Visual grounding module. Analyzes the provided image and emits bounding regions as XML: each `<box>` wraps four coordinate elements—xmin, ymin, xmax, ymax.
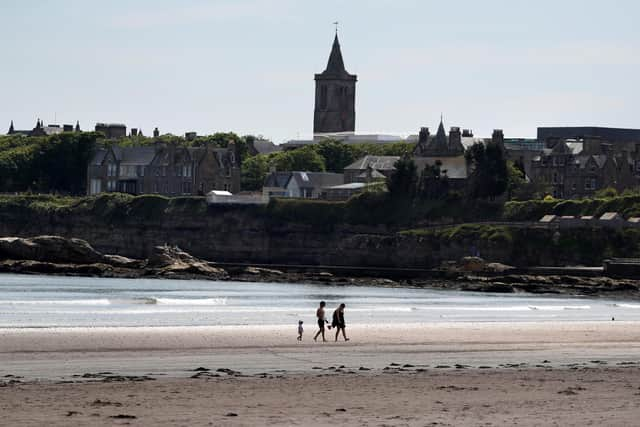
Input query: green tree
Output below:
<box><xmin>315</xmin><ymin>140</ymin><xmax>357</xmax><ymax>173</ymax></box>
<box><xmin>418</xmin><ymin>160</ymin><xmax>449</xmax><ymax>199</ymax></box>
<box><xmin>387</xmin><ymin>157</ymin><xmax>418</xmax><ymax>199</ymax></box>
<box><xmin>465</xmin><ymin>142</ymin><xmax>508</xmax><ymax>199</ymax></box>
<box><xmin>241</xmin><ymin>155</ymin><xmax>270</xmax><ymax>191</ymax></box>
<box><xmin>273</xmin><ymin>146</ymin><xmax>325</xmax><ymax>172</ymax></box>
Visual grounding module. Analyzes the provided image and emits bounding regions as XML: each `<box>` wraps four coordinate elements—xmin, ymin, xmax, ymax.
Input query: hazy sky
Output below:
<box><xmin>1</xmin><ymin>0</ymin><xmax>639</xmax><ymax>143</ymax></box>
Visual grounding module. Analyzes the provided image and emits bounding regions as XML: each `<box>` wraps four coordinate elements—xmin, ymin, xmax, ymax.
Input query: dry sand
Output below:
<box><xmin>1</xmin><ymin>322</ymin><xmax>640</xmax><ymax>426</ymax></box>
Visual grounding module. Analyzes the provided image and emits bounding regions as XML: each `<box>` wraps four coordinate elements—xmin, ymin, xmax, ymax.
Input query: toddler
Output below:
<box><xmin>297</xmin><ymin>320</ymin><xmax>304</xmax><ymax>341</ymax></box>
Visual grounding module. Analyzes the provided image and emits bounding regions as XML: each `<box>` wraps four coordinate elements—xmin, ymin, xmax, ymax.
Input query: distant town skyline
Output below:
<box><xmin>2</xmin><ymin>0</ymin><xmax>640</xmax><ymax>143</ymax></box>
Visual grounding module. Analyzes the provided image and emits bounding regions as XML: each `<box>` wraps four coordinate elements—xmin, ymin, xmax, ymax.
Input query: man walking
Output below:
<box><xmin>313</xmin><ymin>301</ymin><xmax>330</xmax><ymax>342</ymax></box>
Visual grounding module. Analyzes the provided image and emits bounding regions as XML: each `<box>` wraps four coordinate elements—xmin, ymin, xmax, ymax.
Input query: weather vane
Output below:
<box><xmin>333</xmin><ymin>21</ymin><xmax>339</xmax><ymax>34</ymax></box>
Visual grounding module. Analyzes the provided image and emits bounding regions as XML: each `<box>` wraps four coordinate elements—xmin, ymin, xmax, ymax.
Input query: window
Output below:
<box><xmin>320</xmin><ymin>85</ymin><xmax>328</xmax><ymax>109</ymax></box>
<box><xmin>137</xmin><ymin>165</ymin><xmax>144</xmax><ymax>177</ymax></box>
<box><xmin>585</xmin><ymin>178</ymin><xmax>596</xmax><ymax>190</ymax></box>
<box><xmin>558</xmin><ymin>157</ymin><xmax>565</xmax><ymax>166</ymax></box>
<box><xmin>223</xmin><ymin>183</ymin><xmax>230</xmax><ymax>192</ymax></box>
<box><xmin>107</xmin><ymin>162</ymin><xmax>118</xmax><ymax>177</ymax></box>
<box><xmin>90</xmin><ymin>179</ymin><xmax>102</xmax><ymax>195</ymax></box>
<box><xmin>182</xmin><ymin>165</ymin><xmax>192</xmax><ymax>177</ymax></box>
<box><xmin>107</xmin><ymin>180</ymin><xmax>117</xmax><ymax>192</ymax></box>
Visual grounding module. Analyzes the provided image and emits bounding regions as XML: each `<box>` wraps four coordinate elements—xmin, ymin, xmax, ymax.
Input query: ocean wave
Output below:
<box><xmin>153</xmin><ymin>297</ymin><xmax>227</xmax><ymax>306</ymax></box>
<box><xmin>0</xmin><ymin>299</ymin><xmax>111</xmax><ymax>306</ymax></box>
<box><xmin>613</xmin><ymin>303</ymin><xmax>640</xmax><ymax>309</ymax></box>
<box><xmin>528</xmin><ymin>305</ymin><xmax>591</xmax><ymax>311</ymax></box>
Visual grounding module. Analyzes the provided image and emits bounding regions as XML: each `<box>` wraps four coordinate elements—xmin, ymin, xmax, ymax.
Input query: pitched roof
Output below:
<box><xmin>345</xmin><ymin>155</ymin><xmax>400</xmax><ymax>171</ymax></box>
<box><xmin>251</xmin><ymin>139</ymin><xmax>281</xmax><ymax>154</ymax></box>
<box><xmin>264</xmin><ymin>172</ymin><xmax>292</xmax><ymax>188</ymax></box>
<box><xmin>90</xmin><ymin>148</ymin><xmax>108</xmax><ymax>166</ymax></box>
<box><xmin>112</xmin><ymin>146</ymin><xmax>157</xmax><ymax>165</ymax></box>
<box><xmin>287</xmin><ymin>171</ymin><xmax>344</xmax><ymax>189</ymax></box>
<box><xmin>356</xmin><ymin>169</ymin><xmax>386</xmax><ymax>179</ymax></box>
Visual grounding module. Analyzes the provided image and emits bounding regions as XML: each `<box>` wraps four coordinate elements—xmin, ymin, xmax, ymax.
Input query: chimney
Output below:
<box><xmin>449</xmin><ymin>127</ymin><xmax>462</xmax><ymax>149</ymax></box>
<box><xmin>462</xmin><ymin>129</ymin><xmax>473</xmax><ymax>137</ymax></box>
<box><xmin>418</xmin><ymin>127</ymin><xmax>430</xmax><ymax>145</ymax></box>
<box><xmin>131</xmin><ymin>128</ymin><xmax>138</xmax><ymax>137</ymax></box>
<box><xmin>492</xmin><ymin>129</ymin><xmax>505</xmax><ymax>146</ymax></box>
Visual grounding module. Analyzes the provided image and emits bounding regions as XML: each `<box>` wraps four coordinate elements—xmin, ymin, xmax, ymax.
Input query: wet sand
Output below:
<box><xmin>1</xmin><ymin>322</ymin><xmax>640</xmax><ymax>426</ymax></box>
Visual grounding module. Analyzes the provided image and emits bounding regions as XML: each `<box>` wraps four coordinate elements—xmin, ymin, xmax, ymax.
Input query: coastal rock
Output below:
<box><xmin>460</xmin><ymin>257</ymin><xmax>486</xmax><ymax>272</ymax></box>
<box><xmin>0</xmin><ymin>236</ymin><xmax>104</xmax><ymax>264</ymax></box>
<box><xmin>243</xmin><ymin>266</ymin><xmax>284</xmax><ymax>276</ymax></box>
<box><xmin>148</xmin><ymin>245</ymin><xmax>227</xmax><ymax>278</ymax></box>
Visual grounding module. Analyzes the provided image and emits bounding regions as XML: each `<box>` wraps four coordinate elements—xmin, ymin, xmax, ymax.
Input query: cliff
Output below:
<box><xmin>0</xmin><ymin>194</ymin><xmax>639</xmax><ymax>269</ymax></box>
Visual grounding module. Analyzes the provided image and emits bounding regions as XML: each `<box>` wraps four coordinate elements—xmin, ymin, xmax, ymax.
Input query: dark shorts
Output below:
<box><xmin>318</xmin><ymin>318</ymin><xmax>324</xmax><ymax>329</ymax></box>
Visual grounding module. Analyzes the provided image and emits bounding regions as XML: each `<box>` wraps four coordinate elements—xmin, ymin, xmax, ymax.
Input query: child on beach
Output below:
<box><xmin>297</xmin><ymin>320</ymin><xmax>304</xmax><ymax>341</ymax></box>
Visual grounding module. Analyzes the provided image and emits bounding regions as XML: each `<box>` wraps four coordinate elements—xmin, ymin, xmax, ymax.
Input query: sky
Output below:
<box><xmin>1</xmin><ymin>0</ymin><xmax>639</xmax><ymax>143</ymax></box>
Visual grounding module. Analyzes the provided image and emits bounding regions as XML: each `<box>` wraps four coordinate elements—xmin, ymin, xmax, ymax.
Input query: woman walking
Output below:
<box><xmin>332</xmin><ymin>303</ymin><xmax>349</xmax><ymax>342</ymax></box>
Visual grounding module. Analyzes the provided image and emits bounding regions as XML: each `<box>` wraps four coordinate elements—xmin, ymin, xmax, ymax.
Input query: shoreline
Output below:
<box><xmin>2</xmin><ymin>321</ymin><xmax>640</xmax><ymax>426</ymax></box>
<box><xmin>2</xmin><ymin>265</ymin><xmax>640</xmax><ymax>299</ymax></box>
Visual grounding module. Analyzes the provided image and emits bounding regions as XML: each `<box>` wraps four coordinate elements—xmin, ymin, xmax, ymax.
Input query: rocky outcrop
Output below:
<box><xmin>148</xmin><ymin>245</ymin><xmax>227</xmax><ymax>279</ymax></box>
<box><xmin>0</xmin><ymin>236</ymin><xmax>105</xmax><ymax>264</ymax></box>
<box><xmin>0</xmin><ymin>236</ymin><xmax>227</xmax><ymax>280</ymax></box>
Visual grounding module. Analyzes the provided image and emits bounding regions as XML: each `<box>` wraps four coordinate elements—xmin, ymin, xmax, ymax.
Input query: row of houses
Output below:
<box><xmin>87</xmin><ymin>143</ymin><xmax>241</xmax><ymax>196</ymax></box>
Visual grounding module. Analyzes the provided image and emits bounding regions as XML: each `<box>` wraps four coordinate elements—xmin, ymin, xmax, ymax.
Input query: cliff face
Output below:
<box><xmin>0</xmin><ymin>196</ymin><xmax>638</xmax><ymax>268</ymax></box>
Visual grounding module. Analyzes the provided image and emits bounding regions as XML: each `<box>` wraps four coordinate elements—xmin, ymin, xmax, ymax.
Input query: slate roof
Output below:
<box><xmin>287</xmin><ymin>172</ymin><xmax>344</xmax><ymax>189</ymax></box>
<box><xmin>345</xmin><ymin>155</ymin><xmax>400</xmax><ymax>171</ymax></box>
<box><xmin>317</xmin><ymin>34</ymin><xmax>356</xmax><ymax>80</ymax></box>
<box><xmin>356</xmin><ymin>169</ymin><xmax>386</xmax><ymax>180</ymax></box>
<box><xmin>90</xmin><ymin>148</ymin><xmax>108</xmax><ymax>166</ymax></box>
<box><xmin>251</xmin><ymin>139</ymin><xmax>281</xmax><ymax>155</ymax></box>
<box><xmin>112</xmin><ymin>146</ymin><xmax>157</xmax><ymax>165</ymax></box>
<box><xmin>264</xmin><ymin>172</ymin><xmax>292</xmax><ymax>188</ymax></box>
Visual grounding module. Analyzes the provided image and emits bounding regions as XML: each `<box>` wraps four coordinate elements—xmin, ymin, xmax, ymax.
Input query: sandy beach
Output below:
<box><xmin>2</xmin><ymin>322</ymin><xmax>640</xmax><ymax>425</ymax></box>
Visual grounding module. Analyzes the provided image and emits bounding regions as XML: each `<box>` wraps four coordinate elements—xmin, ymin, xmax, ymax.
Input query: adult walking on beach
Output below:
<box><xmin>313</xmin><ymin>301</ymin><xmax>330</xmax><ymax>342</ymax></box>
<box><xmin>332</xmin><ymin>303</ymin><xmax>349</xmax><ymax>342</ymax></box>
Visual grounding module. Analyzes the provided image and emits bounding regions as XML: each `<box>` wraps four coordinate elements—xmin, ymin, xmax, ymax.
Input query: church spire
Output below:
<box><xmin>75</xmin><ymin>120</ymin><xmax>81</xmax><ymax>132</ymax></box>
<box><xmin>323</xmin><ymin>34</ymin><xmax>348</xmax><ymax>76</ymax></box>
<box><xmin>8</xmin><ymin>120</ymin><xmax>14</xmax><ymax>134</ymax></box>
<box><xmin>435</xmin><ymin>116</ymin><xmax>447</xmax><ymax>149</ymax></box>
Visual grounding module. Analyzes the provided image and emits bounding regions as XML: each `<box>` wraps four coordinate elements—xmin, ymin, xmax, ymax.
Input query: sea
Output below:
<box><xmin>1</xmin><ymin>273</ymin><xmax>639</xmax><ymax>328</ymax></box>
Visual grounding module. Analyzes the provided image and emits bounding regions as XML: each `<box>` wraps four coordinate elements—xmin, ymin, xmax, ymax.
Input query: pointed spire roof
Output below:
<box><xmin>435</xmin><ymin>117</ymin><xmax>447</xmax><ymax>148</ymax></box>
<box><xmin>75</xmin><ymin>120</ymin><xmax>81</xmax><ymax>132</ymax></box>
<box><xmin>317</xmin><ymin>34</ymin><xmax>356</xmax><ymax>80</ymax></box>
<box><xmin>326</xmin><ymin>34</ymin><xmax>346</xmax><ymax>73</ymax></box>
<box><xmin>8</xmin><ymin>120</ymin><xmax>14</xmax><ymax>134</ymax></box>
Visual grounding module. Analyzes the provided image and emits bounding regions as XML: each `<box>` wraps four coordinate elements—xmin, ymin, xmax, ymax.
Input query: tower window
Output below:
<box><xmin>320</xmin><ymin>85</ymin><xmax>328</xmax><ymax>110</ymax></box>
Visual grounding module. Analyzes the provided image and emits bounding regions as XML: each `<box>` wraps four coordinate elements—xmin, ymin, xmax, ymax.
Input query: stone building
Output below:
<box><xmin>529</xmin><ymin>137</ymin><xmax>638</xmax><ymax>198</ymax></box>
<box><xmin>95</xmin><ymin>123</ymin><xmax>127</xmax><ymax>139</ymax></box>
<box><xmin>411</xmin><ymin>119</ymin><xmax>505</xmax><ymax>185</ymax></box>
<box><xmin>7</xmin><ymin>119</ymin><xmax>81</xmax><ymax>136</ymax></box>
<box><xmin>87</xmin><ymin>143</ymin><xmax>240</xmax><ymax>196</ymax></box>
<box><xmin>344</xmin><ymin>156</ymin><xmax>400</xmax><ymax>184</ymax></box>
<box><xmin>313</xmin><ymin>34</ymin><xmax>357</xmax><ymax>135</ymax></box>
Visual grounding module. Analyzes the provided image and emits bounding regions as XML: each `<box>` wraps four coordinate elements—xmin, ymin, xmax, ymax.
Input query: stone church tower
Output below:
<box><xmin>313</xmin><ymin>34</ymin><xmax>357</xmax><ymax>134</ymax></box>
